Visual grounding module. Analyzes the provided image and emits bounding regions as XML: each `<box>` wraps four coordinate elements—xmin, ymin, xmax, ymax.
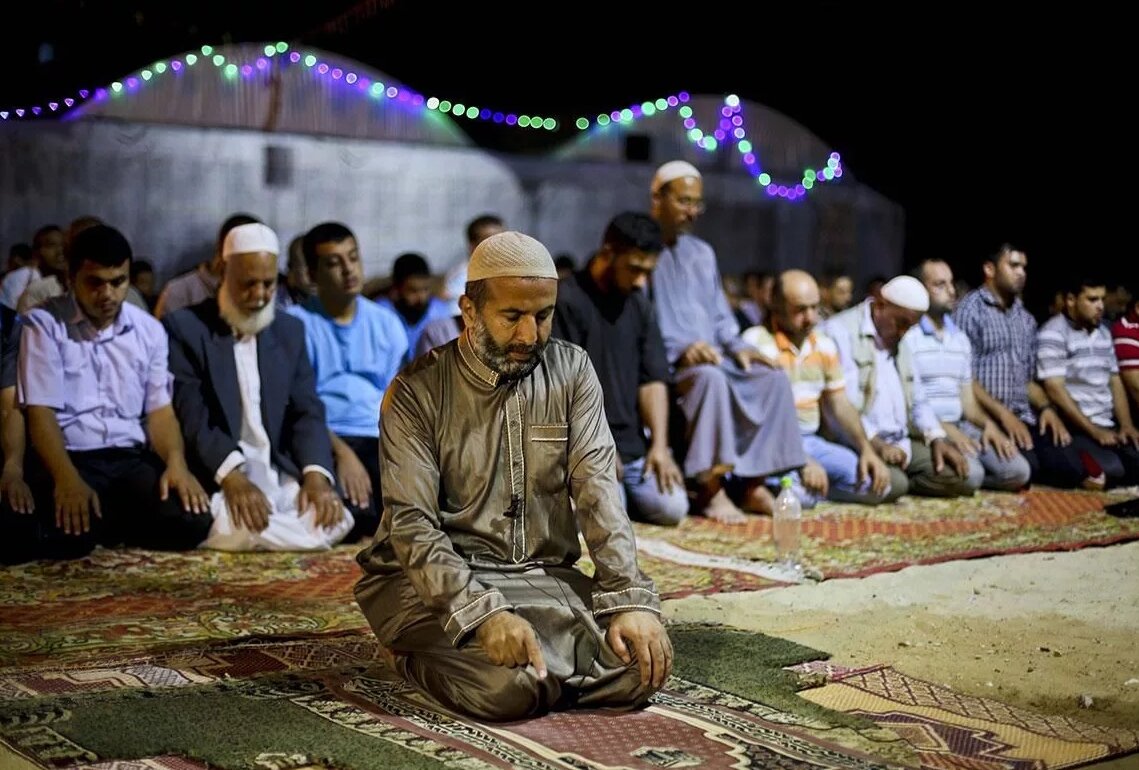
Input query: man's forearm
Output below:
<box><xmin>145</xmin><ymin>405</ymin><xmax>189</xmax><ymax>468</ymax></box>
<box><xmin>26</xmin><ymin>406</ymin><xmax>80</xmax><ymax>482</ymax></box>
<box><xmin>1110</xmin><ymin>375</ymin><xmax>1135</xmax><ymax>429</ymax></box>
<box><xmin>637</xmin><ymin>382</ymin><xmax>671</xmax><ymax>450</ymax></box>
<box><xmin>826</xmin><ymin>392</ymin><xmax>873</xmax><ymax>451</ymax></box>
<box><xmin>972</xmin><ymin>381</ymin><xmax>1014</xmax><ymax>422</ymax></box>
<box><xmin>1027</xmin><ymin>381</ymin><xmax>1052</xmax><ymax>412</ymax></box>
<box><xmin>0</xmin><ymin>388</ymin><xmax>25</xmax><ymax>471</ymax></box>
<box><xmin>1042</xmin><ymin>379</ymin><xmax>1099</xmax><ymax>434</ymax></box>
<box><xmin>960</xmin><ymin>383</ymin><xmax>991</xmax><ymax>429</ymax></box>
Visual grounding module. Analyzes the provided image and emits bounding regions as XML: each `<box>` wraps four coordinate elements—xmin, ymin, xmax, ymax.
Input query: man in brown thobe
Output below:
<box><xmin>355</xmin><ymin>231</ymin><xmax>672</xmax><ymax>722</ymax></box>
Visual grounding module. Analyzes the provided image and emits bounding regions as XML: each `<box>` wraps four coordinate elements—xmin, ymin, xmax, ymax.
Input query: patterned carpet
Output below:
<box><xmin>2</xmin><ymin>487</ymin><xmax>1136</xmax><ymax>667</ymax></box>
<box><xmin>3</xmin><ymin>631</ymin><xmax>1134</xmax><ymax>770</ymax></box>
<box><xmin>2</xmin><ymin>486</ymin><xmax>1138</xmax><ymax>770</ymax></box>
<box><xmin>624</xmin><ymin>487</ymin><xmax>1139</xmax><ymax>594</ymax></box>
<box><xmin>787</xmin><ymin>661</ymin><xmax>1139</xmax><ymax>770</ymax></box>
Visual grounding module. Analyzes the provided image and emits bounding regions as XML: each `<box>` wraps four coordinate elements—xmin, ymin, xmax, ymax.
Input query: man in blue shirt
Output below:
<box><xmin>288</xmin><ymin>222</ymin><xmax>408</xmax><ymax>540</ymax></box>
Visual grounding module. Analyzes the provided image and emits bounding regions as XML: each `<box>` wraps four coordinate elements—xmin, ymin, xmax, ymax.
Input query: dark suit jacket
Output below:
<box><xmin>163</xmin><ymin>298</ymin><xmax>334</xmax><ymax>492</ymax></box>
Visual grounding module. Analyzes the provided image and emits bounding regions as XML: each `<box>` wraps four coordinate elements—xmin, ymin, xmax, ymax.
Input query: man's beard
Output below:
<box><xmin>395</xmin><ymin>299</ymin><xmax>428</xmax><ymax>325</ymax></box>
<box><xmin>469</xmin><ymin>319</ymin><xmax>546</xmax><ymax>381</ymax></box>
<box><xmin>219</xmin><ymin>285</ymin><xmax>276</xmax><ymax>337</ymax></box>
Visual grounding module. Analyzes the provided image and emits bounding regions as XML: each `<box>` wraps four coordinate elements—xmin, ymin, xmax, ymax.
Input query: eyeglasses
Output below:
<box><xmin>668</xmin><ymin>193</ymin><xmax>706</xmax><ymax>213</ymax></box>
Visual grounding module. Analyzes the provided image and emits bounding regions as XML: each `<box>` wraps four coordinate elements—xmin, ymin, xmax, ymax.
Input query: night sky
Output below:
<box><xmin>0</xmin><ymin>1</ymin><xmax>1128</xmax><ymax>313</ymax></box>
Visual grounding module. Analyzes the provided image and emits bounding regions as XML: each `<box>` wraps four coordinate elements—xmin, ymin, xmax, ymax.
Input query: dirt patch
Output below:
<box><xmin>664</xmin><ymin>541</ymin><xmax>1139</xmax><ymax>731</ymax></box>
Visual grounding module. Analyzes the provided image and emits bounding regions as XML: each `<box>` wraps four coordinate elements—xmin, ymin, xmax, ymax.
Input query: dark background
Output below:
<box><xmin>0</xmin><ymin>1</ymin><xmax>1130</xmax><ymax>315</ymax></box>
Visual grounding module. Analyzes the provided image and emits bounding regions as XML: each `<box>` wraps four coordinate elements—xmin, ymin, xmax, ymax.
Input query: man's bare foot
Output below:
<box><xmin>687</xmin><ymin>463</ymin><xmax>734</xmax><ymax>515</ymax></box>
<box><xmin>703</xmin><ymin>489</ymin><xmax>748</xmax><ymax>524</ymax></box>
<box><xmin>740</xmin><ymin>482</ymin><xmax>775</xmax><ymax>515</ymax></box>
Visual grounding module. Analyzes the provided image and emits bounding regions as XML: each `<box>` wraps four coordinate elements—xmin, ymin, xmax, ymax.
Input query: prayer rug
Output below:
<box><xmin>628</xmin><ymin>487</ymin><xmax>1139</xmax><ymax>590</ymax></box>
<box><xmin>3</xmin><ymin>629</ymin><xmax>1134</xmax><ymax>770</ymax></box>
<box><xmin>0</xmin><ymin>627</ymin><xmax>915</xmax><ymax>770</ymax></box>
<box><xmin>788</xmin><ymin>661</ymin><xmax>1139</xmax><ymax>769</ymax></box>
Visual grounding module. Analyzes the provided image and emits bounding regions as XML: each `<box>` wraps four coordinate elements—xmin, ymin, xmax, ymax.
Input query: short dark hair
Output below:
<box><xmin>601</xmin><ymin>212</ymin><xmax>662</xmax><ymax>256</ymax></box>
<box><xmin>32</xmin><ymin>225</ymin><xmax>63</xmax><ymax>249</ymax></box>
<box><xmin>7</xmin><ymin>243</ymin><xmax>31</xmax><ymax>261</ymax></box>
<box><xmin>392</xmin><ymin>252</ymin><xmax>430</xmax><ymax>286</ymax></box>
<box><xmin>465</xmin><ymin>278</ymin><xmax>490</xmax><ymax>310</ymax></box>
<box><xmin>130</xmin><ymin>259</ymin><xmax>154</xmax><ymax>280</ymax></box>
<box><xmin>819</xmin><ymin>267</ymin><xmax>851</xmax><ymax>289</ymax></box>
<box><xmin>68</xmin><ymin>224</ymin><xmax>132</xmax><ymax>275</ymax></box>
<box><xmin>216</xmin><ymin>213</ymin><xmax>260</xmax><ymax>253</ymax></box>
<box><xmin>302</xmin><ymin>222</ymin><xmax>356</xmax><ymax>276</ymax></box>
<box><xmin>466</xmin><ymin>214</ymin><xmax>504</xmax><ymax>245</ymax></box>
<box><xmin>554</xmin><ymin>254</ymin><xmax>576</xmax><ymax>271</ymax></box>
<box><xmin>980</xmin><ymin>242</ymin><xmax>1024</xmax><ymax>273</ymax></box>
<box><xmin>1064</xmin><ymin>274</ymin><xmax>1106</xmax><ymax>297</ymax></box>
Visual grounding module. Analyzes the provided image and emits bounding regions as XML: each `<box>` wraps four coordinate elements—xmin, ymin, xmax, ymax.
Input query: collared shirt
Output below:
<box><xmin>649</xmin><ymin>233</ymin><xmax>752</xmax><ymax>367</ymax></box>
<box><xmin>953</xmin><ymin>286</ymin><xmax>1038</xmax><ymax>424</ymax></box>
<box><xmin>1037</xmin><ymin>313</ymin><xmax>1118</xmax><ymax>428</ymax></box>
<box><xmin>902</xmin><ymin>314</ymin><xmax>972</xmax><ymax>424</ymax></box>
<box><xmin>1113</xmin><ymin>310</ymin><xmax>1139</xmax><ymax>371</ymax></box>
<box><xmin>357</xmin><ymin>331</ymin><xmax>659</xmax><ymax>646</ymax></box>
<box><xmin>287</xmin><ymin>295</ymin><xmax>408</xmax><ymax>438</ymax></box>
<box><xmin>742</xmin><ymin>325</ymin><xmax>844</xmax><ymax>435</ymax></box>
<box><xmin>17</xmin><ymin>296</ymin><xmax>171</xmax><ymax>451</ymax></box>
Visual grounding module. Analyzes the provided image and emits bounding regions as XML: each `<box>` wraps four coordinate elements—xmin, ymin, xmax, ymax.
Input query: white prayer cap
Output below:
<box><xmin>880</xmin><ymin>275</ymin><xmax>930</xmax><ymax>313</ymax></box>
<box><xmin>222</xmin><ymin>223</ymin><xmax>280</xmax><ymax>261</ymax></box>
<box><xmin>467</xmin><ymin>231</ymin><xmax>558</xmax><ymax>282</ymax></box>
<box><xmin>651</xmin><ymin>160</ymin><xmax>702</xmax><ymax>193</ymax></box>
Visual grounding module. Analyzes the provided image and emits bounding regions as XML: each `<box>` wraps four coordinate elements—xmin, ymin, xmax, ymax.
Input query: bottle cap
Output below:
<box><xmin>780</xmin><ymin>476</ymin><xmax>794</xmax><ymax>488</ymax></box>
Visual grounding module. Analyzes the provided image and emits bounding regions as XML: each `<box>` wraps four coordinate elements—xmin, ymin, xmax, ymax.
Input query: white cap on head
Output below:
<box><xmin>222</xmin><ymin>223</ymin><xmax>279</xmax><ymax>262</ymax></box>
<box><xmin>880</xmin><ymin>275</ymin><xmax>930</xmax><ymax>313</ymax></box>
<box><xmin>467</xmin><ymin>231</ymin><xmax>558</xmax><ymax>282</ymax></box>
<box><xmin>651</xmin><ymin>160</ymin><xmax>702</xmax><ymax>194</ymax></box>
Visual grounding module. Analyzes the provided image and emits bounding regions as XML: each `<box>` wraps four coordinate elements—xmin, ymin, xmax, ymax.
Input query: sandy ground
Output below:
<box><xmin>665</xmin><ymin>540</ymin><xmax>1139</xmax><ymax>742</ymax></box>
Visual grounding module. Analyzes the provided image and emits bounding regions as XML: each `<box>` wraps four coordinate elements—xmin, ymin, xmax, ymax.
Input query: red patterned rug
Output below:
<box><xmin>620</xmin><ymin>487</ymin><xmax>1139</xmax><ymax>596</ymax></box>
<box><xmin>3</xmin><ymin>633</ymin><xmax>1134</xmax><ymax>770</ymax></box>
<box><xmin>2</xmin><ymin>488</ymin><xmax>1136</xmax><ymax>668</ymax></box>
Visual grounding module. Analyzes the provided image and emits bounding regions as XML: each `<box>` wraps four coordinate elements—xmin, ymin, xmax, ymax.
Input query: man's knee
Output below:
<box><xmin>966</xmin><ymin>456</ymin><xmax>986</xmax><ymax>491</ymax></box>
<box><xmin>402</xmin><ymin>654</ymin><xmax>555</xmax><ymax>722</ymax></box>
<box><xmin>629</xmin><ymin>485</ymin><xmax>689</xmax><ymax>526</ymax></box>
<box><xmin>678</xmin><ymin>364</ymin><xmax>730</xmax><ymax>398</ymax></box>
<box><xmin>986</xmin><ymin>454</ymin><xmax>1032</xmax><ymax>491</ymax></box>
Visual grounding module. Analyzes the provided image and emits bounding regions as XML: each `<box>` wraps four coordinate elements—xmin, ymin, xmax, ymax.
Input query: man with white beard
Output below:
<box><xmin>164</xmin><ymin>223</ymin><xmax>352</xmax><ymax>550</ymax></box>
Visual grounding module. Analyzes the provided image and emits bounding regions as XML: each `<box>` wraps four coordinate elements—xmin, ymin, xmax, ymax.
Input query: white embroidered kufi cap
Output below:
<box><xmin>467</xmin><ymin>231</ymin><xmax>558</xmax><ymax>282</ymax></box>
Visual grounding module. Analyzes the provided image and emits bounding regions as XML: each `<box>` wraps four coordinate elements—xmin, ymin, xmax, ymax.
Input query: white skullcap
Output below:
<box><xmin>222</xmin><ymin>223</ymin><xmax>279</xmax><ymax>261</ymax></box>
<box><xmin>651</xmin><ymin>160</ymin><xmax>702</xmax><ymax>193</ymax></box>
<box><xmin>880</xmin><ymin>275</ymin><xmax>930</xmax><ymax>313</ymax></box>
<box><xmin>467</xmin><ymin>231</ymin><xmax>558</xmax><ymax>282</ymax></box>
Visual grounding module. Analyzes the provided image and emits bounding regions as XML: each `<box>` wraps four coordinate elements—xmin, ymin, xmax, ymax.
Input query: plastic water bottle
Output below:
<box><xmin>773</xmin><ymin>475</ymin><xmax>802</xmax><ymax>568</ymax></box>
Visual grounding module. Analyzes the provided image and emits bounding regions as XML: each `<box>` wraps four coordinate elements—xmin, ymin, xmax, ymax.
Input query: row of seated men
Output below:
<box><xmin>0</xmin><ymin>213</ymin><xmax>518</xmax><ymax>376</ymax></box>
<box><xmin>2</xmin><ymin>162</ymin><xmax>1138</xmax><ymax>564</ymax></box>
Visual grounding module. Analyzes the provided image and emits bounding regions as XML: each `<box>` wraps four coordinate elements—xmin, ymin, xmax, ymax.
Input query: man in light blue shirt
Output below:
<box><xmin>288</xmin><ymin>222</ymin><xmax>408</xmax><ymax>540</ymax></box>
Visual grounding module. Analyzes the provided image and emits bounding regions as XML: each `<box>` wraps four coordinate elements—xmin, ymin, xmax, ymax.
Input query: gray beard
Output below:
<box><xmin>218</xmin><ymin>285</ymin><xmax>276</xmax><ymax>337</ymax></box>
<box><xmin>469</xmin><ymin>320</ymin><xmax>546</xmax><ymax>381</ymax></box>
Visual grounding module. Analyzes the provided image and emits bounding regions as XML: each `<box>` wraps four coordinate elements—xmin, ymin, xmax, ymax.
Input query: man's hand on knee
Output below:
<box><xmin>475</xmin><ymin>611</ymin><xmax>547</xmax><ymax>680</ymax></box>
<box><xmin>606</xmin><ymin>610</ymin><xmax>672</xmax><ymax>690</ymax></box>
